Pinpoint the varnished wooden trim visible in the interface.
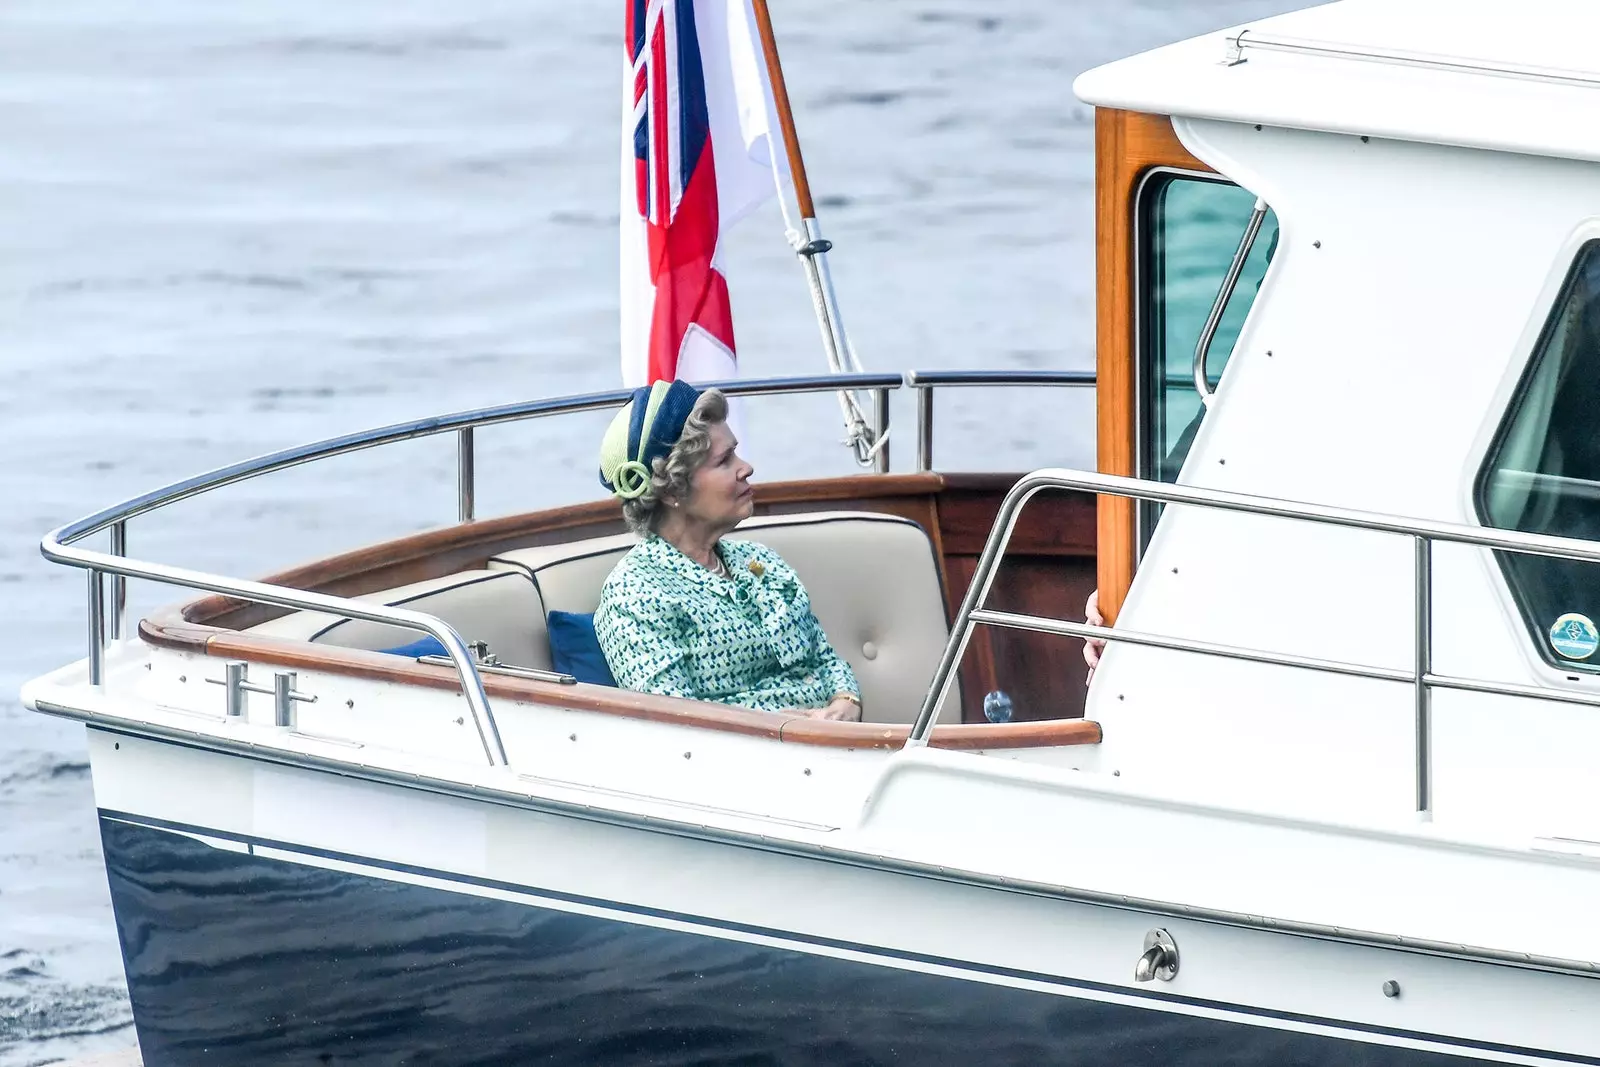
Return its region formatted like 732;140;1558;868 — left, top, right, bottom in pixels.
138;617;220;653
780;716;1102;751
204;631;796;739
1094;109;1211;623
140;625;1101;751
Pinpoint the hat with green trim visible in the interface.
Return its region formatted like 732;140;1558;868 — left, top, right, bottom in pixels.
598;380;703;499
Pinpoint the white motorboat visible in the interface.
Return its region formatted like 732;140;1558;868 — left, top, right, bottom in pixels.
23;1;1600;1062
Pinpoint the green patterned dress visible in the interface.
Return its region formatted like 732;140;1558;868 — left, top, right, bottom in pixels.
594;535;859;713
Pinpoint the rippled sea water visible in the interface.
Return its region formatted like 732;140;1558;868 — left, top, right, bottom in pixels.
1;1;1298;1061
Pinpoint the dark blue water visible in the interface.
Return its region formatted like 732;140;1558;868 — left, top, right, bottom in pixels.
0;2;1301;1062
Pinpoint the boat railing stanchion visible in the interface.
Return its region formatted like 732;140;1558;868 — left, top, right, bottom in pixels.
458;427;476;524
87;568;106;688
914;378;934;472
1413;534;1434;821
872;388;891;474
109;520;127;643
908;470;1047;743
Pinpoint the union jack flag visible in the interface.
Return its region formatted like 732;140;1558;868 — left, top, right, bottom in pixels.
624;0;736;385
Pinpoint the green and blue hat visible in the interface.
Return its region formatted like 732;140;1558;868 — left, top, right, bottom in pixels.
599;379;703;499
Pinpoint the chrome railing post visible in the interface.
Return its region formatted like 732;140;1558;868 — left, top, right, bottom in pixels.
87;569;106;687
908;471;1051;743
916;383;934;472
872;388;891;474
1413;535;1434;820
457;427;475;524
109;521;127;642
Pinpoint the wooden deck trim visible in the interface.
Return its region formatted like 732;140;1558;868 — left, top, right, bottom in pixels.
1093;109;1212;624
781;716;1103;751
140;624;1100;751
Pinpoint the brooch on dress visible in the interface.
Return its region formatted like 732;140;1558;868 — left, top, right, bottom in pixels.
747;560;765;577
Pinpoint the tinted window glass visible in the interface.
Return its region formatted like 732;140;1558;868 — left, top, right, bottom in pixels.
1138;174;1277;543
1477;241;1600;669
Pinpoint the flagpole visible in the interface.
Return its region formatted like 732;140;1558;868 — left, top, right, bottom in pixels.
748;0;884;468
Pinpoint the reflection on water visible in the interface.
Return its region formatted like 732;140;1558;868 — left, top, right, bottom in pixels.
0;1;1301;1062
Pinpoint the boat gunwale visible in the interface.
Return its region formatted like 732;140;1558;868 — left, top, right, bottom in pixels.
135;620;1104;751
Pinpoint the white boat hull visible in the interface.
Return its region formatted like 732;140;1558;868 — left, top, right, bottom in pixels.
85;727;1598;1066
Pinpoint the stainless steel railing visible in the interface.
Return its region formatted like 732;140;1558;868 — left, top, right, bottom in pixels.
909;467;1600;819
905;369;1096;472
1192;197;1269;408
42;369;1095;768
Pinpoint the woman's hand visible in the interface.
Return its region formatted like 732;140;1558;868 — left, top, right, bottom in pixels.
806;695;862;721
1083;589;1106;685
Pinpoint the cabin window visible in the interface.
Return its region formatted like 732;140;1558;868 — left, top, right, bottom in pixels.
1136;172;1277;544
1477;240;1600;671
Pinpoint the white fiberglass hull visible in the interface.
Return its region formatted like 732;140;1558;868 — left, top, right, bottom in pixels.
81;726;1598;1066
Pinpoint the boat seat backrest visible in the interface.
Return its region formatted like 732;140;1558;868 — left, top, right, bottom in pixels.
488;511;959;725
244;569;547;670
243;511;959;725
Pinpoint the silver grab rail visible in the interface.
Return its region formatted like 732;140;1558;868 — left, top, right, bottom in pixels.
43;371;905;769
50;372;905;547
905;369;1096;473
49;539;510;767
1192;197;1268;408
911;467;1600;819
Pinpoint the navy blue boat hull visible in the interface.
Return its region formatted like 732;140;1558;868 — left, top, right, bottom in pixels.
99;813;1522;1066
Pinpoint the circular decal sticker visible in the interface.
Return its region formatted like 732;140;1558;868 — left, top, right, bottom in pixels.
1549;613;1600;660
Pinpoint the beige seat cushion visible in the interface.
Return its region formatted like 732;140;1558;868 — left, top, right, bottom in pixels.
489;511;959;724
246;569;548;670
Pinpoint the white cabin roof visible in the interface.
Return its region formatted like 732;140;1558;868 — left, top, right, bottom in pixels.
1074;0;1600;164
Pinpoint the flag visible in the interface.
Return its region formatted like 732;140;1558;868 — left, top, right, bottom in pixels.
620;0;791;387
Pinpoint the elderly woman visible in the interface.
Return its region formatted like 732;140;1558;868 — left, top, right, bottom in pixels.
593;380;862;721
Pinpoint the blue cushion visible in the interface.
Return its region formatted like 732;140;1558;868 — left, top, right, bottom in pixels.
546;611;617;687
376;635;448;659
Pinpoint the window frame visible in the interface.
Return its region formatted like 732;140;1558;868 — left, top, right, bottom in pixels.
1132;166;1273;551
1471;233;1600;677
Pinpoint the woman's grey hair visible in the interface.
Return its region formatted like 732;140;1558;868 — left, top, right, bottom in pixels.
621;388;729;535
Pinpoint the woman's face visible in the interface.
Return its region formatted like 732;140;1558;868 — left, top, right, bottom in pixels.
680;420;754;530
